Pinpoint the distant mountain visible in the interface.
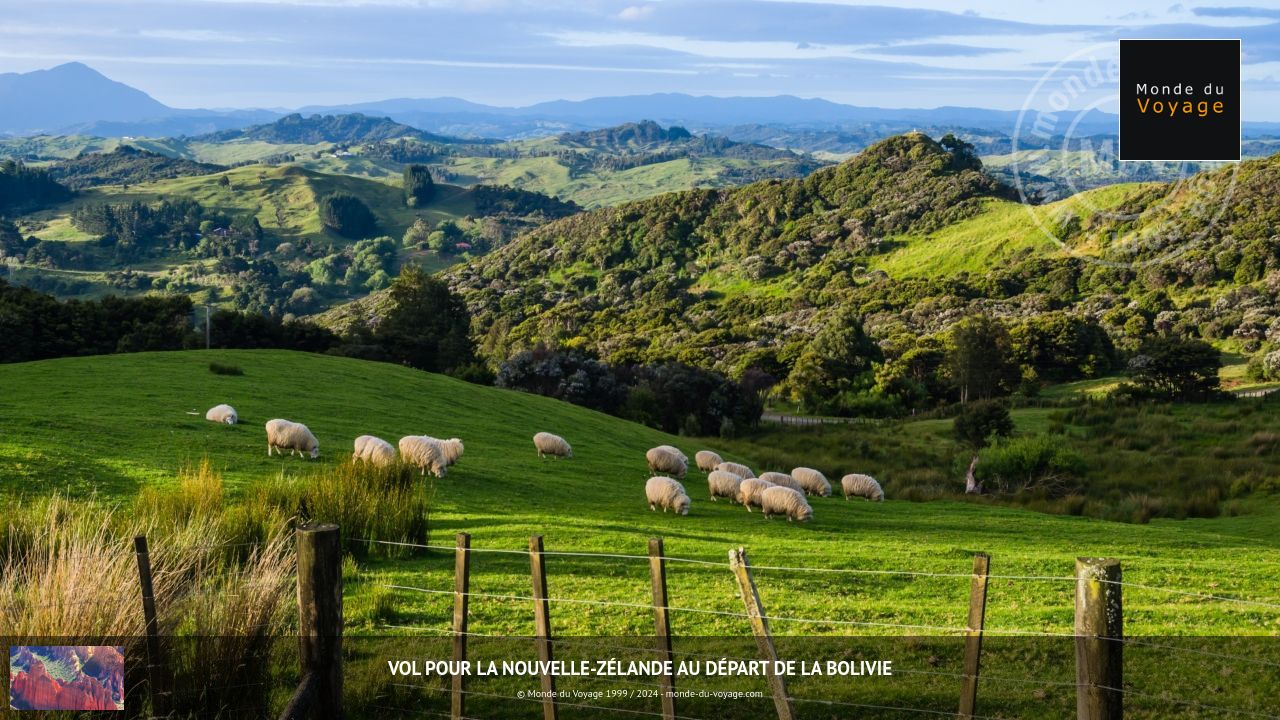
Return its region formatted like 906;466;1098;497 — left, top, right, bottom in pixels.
195;113;471;145
0;63;172;134
560;120;694;148
61;110;283;139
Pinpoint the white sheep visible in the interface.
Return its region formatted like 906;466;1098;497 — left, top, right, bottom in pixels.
656;445;689;464
841;473;884;502
645;476;691;515
737;477;776;512
695;450;723;473
265;419;319;459
533;432;573;459
205;404;238;425
646;446;688;478
759;471;804;493
353;435;396;467
716;461;755;479
439;438;465;466
707;470;743;503
760;486;813;522
399;435;449;477
791;467;832;497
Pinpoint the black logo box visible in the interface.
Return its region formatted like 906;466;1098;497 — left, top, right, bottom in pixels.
1119;39;1241;162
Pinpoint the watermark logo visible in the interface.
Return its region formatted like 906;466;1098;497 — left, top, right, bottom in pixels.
1011;42;1239;270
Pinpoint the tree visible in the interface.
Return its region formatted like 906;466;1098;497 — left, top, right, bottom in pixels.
787;307;881;412
318;192;377;239
403;164;434;207
1127;336;1221;401
373;265;476;372
953;399;1014;493
944;314;1020;403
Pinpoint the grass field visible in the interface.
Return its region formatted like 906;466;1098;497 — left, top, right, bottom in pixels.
868;184;1151;279
3;349;1277;717
1;349;1278;643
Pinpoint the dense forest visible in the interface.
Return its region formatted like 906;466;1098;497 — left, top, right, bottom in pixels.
49;146;225;189
0;160;72;214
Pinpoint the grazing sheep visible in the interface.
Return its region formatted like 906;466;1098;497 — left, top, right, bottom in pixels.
205;404;238;425
737;477;776;512
695;450;723;473
841;474;884;502
707;470;743;503
353;435;396;467
759;471;804;493
646;446;688;478
791;467;832;497
439;438;465;466
656;445;689;463
399;435;449;477
645;476;691;515
265;419;319;459
716;461;756;479
760;486;813;522
533;432;573;459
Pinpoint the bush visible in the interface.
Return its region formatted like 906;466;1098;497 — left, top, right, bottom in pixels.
971;435;1087;496
318;191;378;239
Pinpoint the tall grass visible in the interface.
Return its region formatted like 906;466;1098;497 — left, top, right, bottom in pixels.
248;459;432;557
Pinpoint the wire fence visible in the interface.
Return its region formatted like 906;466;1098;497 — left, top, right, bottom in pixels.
353;534;1280;720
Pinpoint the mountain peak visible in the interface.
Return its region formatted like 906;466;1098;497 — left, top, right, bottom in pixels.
0;62;172;134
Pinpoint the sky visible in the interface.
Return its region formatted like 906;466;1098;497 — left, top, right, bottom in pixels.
1;0;1279;118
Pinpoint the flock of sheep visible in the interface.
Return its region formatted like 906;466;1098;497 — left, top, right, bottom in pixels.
204;407;881;524
205;404;465;476
641;446;883;523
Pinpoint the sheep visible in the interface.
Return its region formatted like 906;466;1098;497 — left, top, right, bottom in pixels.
205;404;238;425
716;461;756;479
707;470;743;503
645;476;690;515
841;474;885;502
399;435;449;477
646;446;688;478
439;438;465;466
533;432;573;459
791;467;832;497
759;471;804;493
760;486;813;522
695;450;723;473
656;445;688;463
353;435;396;467
265;419;319;459
737;477;776;512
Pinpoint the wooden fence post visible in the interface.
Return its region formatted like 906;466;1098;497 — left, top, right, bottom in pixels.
648;538;677;720
452;533;471;720
134;535;168;717
529;535;558;720
958;552;990;719
296;523;343;720
1075;558;1122;720
728;547;795;720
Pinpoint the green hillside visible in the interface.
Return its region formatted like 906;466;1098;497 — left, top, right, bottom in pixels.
1;349;1278;643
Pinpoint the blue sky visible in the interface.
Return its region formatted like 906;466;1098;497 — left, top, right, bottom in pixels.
1;0;1279;117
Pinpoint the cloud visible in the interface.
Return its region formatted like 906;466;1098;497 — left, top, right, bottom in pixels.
1192;6;1280;19
618;5;654;21
868;43;1015;57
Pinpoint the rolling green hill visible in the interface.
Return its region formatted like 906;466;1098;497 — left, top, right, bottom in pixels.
441;133;1280;416
0;348;1277;648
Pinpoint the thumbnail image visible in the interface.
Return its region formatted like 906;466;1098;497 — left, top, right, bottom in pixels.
9;646;124;711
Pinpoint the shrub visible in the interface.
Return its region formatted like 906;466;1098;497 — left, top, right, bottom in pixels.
971;435;1087;496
